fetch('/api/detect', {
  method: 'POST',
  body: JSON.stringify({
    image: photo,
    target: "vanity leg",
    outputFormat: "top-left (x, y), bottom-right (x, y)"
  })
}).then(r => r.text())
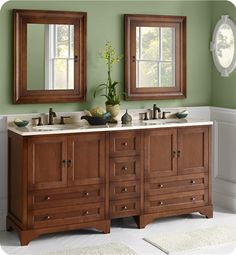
top-left (199, 206), bottom-right (213, 219)
top-left (133, 215), bottom-right (146, 229)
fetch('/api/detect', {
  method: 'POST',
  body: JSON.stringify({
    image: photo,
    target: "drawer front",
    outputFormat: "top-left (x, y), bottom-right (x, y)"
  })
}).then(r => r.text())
top-left (110, 199), bottom-right (140, 218)
top-left (145, 190), bottom-right (208, 214)
top-left (110, 156), bottom-right (140, 181)
top-left (28, 202), bottom-right (104, 228)
top-left (28, 185), bottom-right (104, 209)
top-left (145, 174), bottom-right (208, 196)
top-left (110, 181), bottom-right (140, 200)
top-left (109, 131), bottom-right (140, 157)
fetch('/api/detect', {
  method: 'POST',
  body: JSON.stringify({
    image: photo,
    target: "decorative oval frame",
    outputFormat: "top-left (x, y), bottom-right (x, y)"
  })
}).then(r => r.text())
top-left (210, 15), bottom-right (236, 77)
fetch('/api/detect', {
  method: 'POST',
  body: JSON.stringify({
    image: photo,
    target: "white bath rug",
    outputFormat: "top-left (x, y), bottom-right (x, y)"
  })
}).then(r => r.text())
top-left (42, 242), bottom-right (137, 255)
top-left (144, 225), bottom-right (236, 254)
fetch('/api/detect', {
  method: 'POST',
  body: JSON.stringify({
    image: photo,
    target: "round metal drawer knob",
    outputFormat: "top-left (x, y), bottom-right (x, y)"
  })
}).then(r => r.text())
top-left (123, 206), bottom-right (128, 210)
top-left (192, 197), bottom-right (196, 201)
top-left (84, 192), bottom-right (89, 196)
top-left (123, 167), bottom-right (128, 171)
top-left (45, 215), bottom-right (51, 220)
top-left (123, 142), bottom-right (128, 146)
top-left (191, 180), bottom-right (196, 184)
top-left (159, 201), bottom-right (163, 205)
top-left (123, 188), bottom-right (128, 192)
top-left (45, 196), bottom-right (51, 201)
top-left (84, 210), bottom-right (89, 215)
top-left (159, 184), bottom-right (164, 188)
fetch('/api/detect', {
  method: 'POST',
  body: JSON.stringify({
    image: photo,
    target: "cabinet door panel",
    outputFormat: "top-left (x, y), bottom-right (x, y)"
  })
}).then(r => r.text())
top-left (68, 133), bottom-right (106, 186)
top-left (145, 129), bottom-right (177, 178)
top-left (28, 136), bottom-right (67, 190)
top-left (178, 127), bottom-right (209, 175)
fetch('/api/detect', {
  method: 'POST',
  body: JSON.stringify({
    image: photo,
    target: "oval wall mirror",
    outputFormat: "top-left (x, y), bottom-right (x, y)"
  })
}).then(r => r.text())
top-left (211, 15), bottom-right (236, 77)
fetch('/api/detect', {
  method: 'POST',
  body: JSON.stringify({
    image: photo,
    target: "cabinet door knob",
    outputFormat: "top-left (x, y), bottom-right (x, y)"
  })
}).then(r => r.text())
top-left (177, 150), bottom-right (181, 157)
top-left (45, 196), bottom-right (51, 201)
top-left (172, 151), bottom-right (176, 158)
top-left (123, 142), bottom-right (128, 146)
top-left (84, 192), bottom-right (89, 196)
top-left (122, 166), bottom-right (128, 171)
top-left (84, 210), bottom-right (89, 215)
top-left (45, 215), bottom-right (51, 220)
top-left (123, 206), bottom-right (128, 210)
top-left (67, 159), bottom-right (72, 167)
top-left (191, 197), bottom-right (196, 201)
top-left (62, 160), bottom-right (67, 167)
top-left (191, 180), bottom-right (196, 184)
top-left (122, 188), bottom-right (128, 192)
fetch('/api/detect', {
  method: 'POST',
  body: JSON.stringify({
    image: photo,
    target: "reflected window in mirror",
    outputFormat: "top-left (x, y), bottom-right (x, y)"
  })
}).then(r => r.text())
top-left (125, 14), bottom-right (186, 100)
top-left (14, 10), bottom-right (86, 104)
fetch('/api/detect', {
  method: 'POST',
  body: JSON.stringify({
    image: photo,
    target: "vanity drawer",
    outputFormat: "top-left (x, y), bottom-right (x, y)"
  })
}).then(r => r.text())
top-left (145, 174), bottom-right (208, 196)
top-left (110, 198), bottom-right (140, 219)
top-left (28, 185), bottom-right (104, 209)
top-left (109, 131), bottom-right (140, 157)
top-left (110, 181), bottom-right (140, 200)
top-left (145, 190), bottom-right (209, 214)
top-left (110, 156), bottom-right (140, 181)
top-left (28, 202), bottom-right (105, 228)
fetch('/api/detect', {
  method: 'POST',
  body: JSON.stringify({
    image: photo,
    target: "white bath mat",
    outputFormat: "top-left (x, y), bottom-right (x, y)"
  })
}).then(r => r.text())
top-left (42, 242), bottom-right (137, 255)
top-left (144, 225), bottom-right (236, 254)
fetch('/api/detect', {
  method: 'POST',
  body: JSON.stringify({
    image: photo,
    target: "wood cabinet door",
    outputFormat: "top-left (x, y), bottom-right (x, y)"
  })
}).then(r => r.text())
top-left (28, 136), bottom-right (68, 190)
top-left (178, 126), bottom-right (209, 175)
top-left (67, 133), bottom-right (106, 186)
top-left (144, 128), bottom-right (177, 178)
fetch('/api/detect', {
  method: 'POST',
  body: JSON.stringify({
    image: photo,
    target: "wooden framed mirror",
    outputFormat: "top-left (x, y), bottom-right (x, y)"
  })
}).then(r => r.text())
top-left (125, 14), bottom-right (186, 100)
top-left (13, 9), bottom-right (87, 104)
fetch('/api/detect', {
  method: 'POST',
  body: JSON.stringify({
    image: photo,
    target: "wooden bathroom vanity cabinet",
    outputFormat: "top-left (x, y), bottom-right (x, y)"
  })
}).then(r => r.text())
top-left (7, 124), bottom-right (212, 245)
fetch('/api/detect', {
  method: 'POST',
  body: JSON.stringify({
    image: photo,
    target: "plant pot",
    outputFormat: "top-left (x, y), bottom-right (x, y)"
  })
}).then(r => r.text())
top-left (106, 104), bottom-right (120, 123)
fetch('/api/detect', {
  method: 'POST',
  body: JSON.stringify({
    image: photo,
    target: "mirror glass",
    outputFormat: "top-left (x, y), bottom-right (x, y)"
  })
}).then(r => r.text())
top-left (211, 15), bottom-right (236, 77)
top-left (125, 14), bottom-right (186, 100)
top-left (135, 26), bottom-right (175, 88)
top-left (27, 24), bottom-right (74, 90)
top-left (216, 23), bottom-right (234, 68)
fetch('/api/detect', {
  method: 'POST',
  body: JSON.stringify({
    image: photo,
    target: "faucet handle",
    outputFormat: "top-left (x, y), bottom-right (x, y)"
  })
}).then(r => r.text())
top-left (139, 112), bottom-right (148, 120)
top-left (161, 111), bottom-right (171, 119)
top-left (60, 116), bottom-right (71, 125)
top-left (32, 117), bottom-right (43, 126)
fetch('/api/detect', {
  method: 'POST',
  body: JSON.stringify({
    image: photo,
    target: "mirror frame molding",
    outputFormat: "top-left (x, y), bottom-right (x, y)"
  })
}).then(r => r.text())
top-left (13, 9), bottom-right (87, 104)
top-left (124, 14), bottom-right (186, 100)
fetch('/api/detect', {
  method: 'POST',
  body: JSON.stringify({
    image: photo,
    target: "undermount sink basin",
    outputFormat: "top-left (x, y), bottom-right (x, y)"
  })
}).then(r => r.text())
top-left (32, 124), bottom-right (85, 131)
top-left (142, 118), bottom-right (187, 125)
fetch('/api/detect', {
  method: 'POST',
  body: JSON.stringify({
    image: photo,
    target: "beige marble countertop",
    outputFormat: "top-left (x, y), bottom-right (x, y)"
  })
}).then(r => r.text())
top-left (8, 118), bottom-right (213, 136)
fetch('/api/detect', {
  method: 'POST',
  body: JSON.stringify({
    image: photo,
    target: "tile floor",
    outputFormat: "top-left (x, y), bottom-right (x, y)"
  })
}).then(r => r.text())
top-left (1, 208), bottom-right (236, 255)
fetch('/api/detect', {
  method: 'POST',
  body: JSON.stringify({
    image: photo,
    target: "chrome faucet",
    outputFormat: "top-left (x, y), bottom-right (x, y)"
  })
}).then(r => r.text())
top-left (152, 104), bottom-right (161, 119)
top-left (48, 108), bottom-right (56, 125)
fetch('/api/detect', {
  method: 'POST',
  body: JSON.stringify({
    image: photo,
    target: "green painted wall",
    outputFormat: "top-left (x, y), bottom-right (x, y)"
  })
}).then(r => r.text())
top-left (27, 24), bottom-right (45, 90)
top-left (211, 1), bottom-right (236, 108)
top-left (0, 1), bottom-right (213, 114)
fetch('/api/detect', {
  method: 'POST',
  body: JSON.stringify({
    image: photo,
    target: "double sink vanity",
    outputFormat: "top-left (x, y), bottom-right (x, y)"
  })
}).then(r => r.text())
top-left (7, 110), bottom-right (213, 245)
top-left (8, 8), bottom-right (211, 246)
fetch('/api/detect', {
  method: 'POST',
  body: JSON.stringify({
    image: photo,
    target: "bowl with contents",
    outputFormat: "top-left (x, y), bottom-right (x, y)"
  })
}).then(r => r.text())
top-left (81, 107), bottom-right (110, 125)
top-left (175, 110), bottom-right (188, 119)
top-left (14, 119), bottom-right (29, 127)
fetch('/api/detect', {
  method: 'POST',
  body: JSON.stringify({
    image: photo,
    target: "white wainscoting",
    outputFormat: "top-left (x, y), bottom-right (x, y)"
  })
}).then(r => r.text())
top-left (0, 117), bottom-right (7, 231)
top-left (211, 107), bottom-right (236, 212)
